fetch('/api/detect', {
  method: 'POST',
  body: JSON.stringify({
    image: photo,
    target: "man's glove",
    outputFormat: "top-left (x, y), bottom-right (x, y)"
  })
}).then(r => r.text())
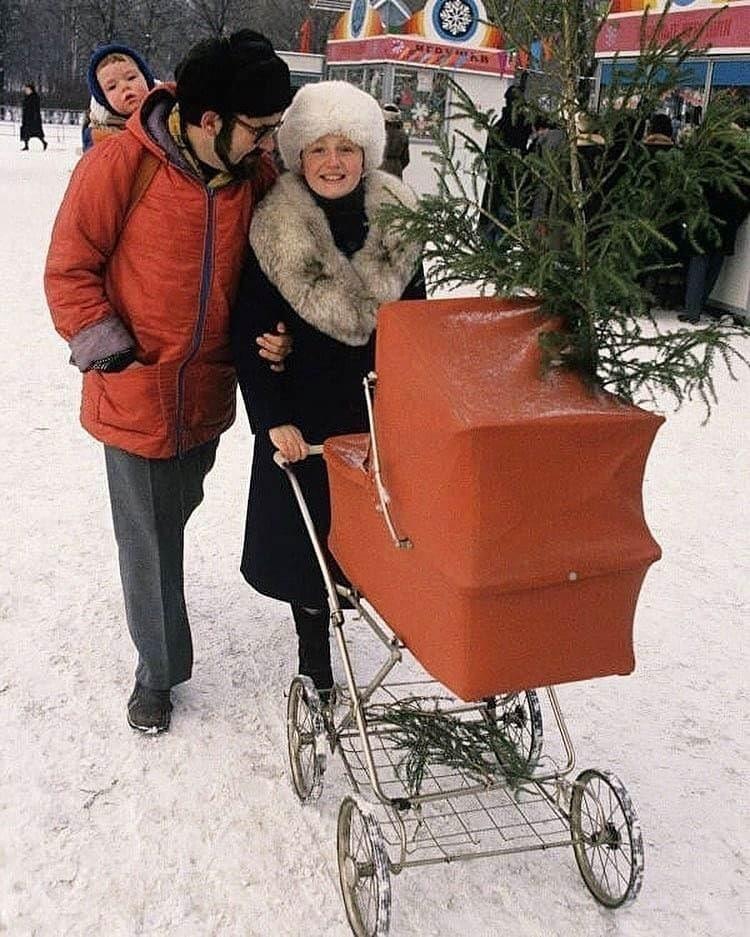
top-left (89, 349), bottom-right (137, 372)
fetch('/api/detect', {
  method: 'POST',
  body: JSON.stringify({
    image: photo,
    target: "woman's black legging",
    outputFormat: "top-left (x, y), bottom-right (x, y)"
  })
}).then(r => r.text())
top-left (291, 603), bottom-right (333, 691)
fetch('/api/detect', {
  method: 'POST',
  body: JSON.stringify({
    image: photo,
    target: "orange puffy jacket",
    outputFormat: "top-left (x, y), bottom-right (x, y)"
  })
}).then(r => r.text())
top-left (45, 86), bottom-right (273, 459)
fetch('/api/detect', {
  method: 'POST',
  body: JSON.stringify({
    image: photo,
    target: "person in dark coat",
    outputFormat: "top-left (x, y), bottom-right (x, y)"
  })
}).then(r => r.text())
top-left (479, 84), bottom-right (531, 239)
top-left (678, 136), bottom-right (750, 323)
top-left (642, 112), bottom-right (674, 153)
top-left (20, 83), bottom-right (47, 151)
top-left (639, 113), bottom-right (681, 309)
top-left (380, 102), bottom-right (410, 178)
top-left (231, 80), bottom-right (425, 696)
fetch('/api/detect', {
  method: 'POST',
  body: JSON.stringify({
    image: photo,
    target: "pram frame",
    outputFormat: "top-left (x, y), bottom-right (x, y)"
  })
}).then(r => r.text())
top-left (276, 441), bottom-right (644, 928)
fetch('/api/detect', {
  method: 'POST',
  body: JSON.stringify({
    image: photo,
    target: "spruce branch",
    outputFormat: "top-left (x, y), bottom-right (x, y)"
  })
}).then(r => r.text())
top-left (373, 698), bottom-right (535, 797)
top-left (378, 2), bottom-right (750, 416)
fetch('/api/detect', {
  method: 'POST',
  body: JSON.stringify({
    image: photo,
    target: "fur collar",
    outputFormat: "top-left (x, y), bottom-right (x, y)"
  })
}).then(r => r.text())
top-left (249, 170), bottom-right (422, 346)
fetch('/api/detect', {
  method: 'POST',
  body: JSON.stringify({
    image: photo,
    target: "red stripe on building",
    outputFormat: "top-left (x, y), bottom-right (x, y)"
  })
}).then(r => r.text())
top-left (597, 6), bottom-right (750, 55)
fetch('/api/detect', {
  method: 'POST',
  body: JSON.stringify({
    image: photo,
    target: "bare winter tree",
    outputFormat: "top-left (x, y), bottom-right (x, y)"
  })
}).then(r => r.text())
top-left (0, 0), bottom-right (335, 105)
top-left (184, 0), bottom-right (258, 38)
top-left (127, 0), bottom-right (188, 77)
top-left (84, 0), bottom-right (120, 41)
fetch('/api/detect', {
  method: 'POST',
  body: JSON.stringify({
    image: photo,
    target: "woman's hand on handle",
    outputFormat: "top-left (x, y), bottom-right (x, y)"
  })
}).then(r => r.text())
top-left (269, 424), bottom-right (309, 463)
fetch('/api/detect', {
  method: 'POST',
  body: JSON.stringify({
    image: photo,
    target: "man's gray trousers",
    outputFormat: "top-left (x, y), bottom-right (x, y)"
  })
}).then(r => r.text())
top-left (104, 438), bottom-right (219, 691)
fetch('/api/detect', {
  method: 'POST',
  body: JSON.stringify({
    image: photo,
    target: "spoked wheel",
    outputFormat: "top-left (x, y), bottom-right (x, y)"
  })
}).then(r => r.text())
top-left (569, 768), bottom-right (644, 907)
top-left (485, 690), bottom-right (544, 767)
top-left (286, 675), bottom-right (327, 803)
top-left (337, 797), bottom-right (392, 937)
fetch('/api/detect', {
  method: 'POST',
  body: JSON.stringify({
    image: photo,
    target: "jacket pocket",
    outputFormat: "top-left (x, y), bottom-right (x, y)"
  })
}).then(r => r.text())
top-left (189, 361), bottom-right (237, 436)
top-left (93, 363), bottom-right (166, 437)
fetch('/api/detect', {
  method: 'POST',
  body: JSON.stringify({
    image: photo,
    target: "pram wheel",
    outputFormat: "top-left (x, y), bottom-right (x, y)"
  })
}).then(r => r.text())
top-left (286, 675), bottom-right (327, 803)
top-left (484, 690), bottom-right (543, 767)
top-left (569, 768), bottom-right (644, 907)
top-left (337, 797), bottom-right (391, 937)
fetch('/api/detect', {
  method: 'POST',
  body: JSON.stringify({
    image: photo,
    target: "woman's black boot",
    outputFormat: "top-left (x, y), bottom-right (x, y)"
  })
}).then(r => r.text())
top-left (291, 604), bottom-right (334, 696)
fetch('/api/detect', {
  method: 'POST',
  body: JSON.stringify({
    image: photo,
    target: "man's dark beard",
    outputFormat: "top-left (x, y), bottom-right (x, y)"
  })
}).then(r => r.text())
top-left (214, 121), bottom-right (266, 180)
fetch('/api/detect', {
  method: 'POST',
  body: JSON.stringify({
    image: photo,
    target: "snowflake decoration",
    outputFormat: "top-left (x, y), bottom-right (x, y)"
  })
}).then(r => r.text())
top-left (439, 0), bottom-right (473, 38)
top-left (412, 103), bottom-right (429, 122)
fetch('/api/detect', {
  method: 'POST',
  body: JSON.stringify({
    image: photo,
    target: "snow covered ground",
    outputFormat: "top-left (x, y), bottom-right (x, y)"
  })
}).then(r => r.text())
top-left (1, 126), bottom-right (748, 937)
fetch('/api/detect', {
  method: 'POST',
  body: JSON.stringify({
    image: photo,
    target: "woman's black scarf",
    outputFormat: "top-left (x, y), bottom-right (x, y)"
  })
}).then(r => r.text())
top-left (306, 180), bottom-right (369, 258)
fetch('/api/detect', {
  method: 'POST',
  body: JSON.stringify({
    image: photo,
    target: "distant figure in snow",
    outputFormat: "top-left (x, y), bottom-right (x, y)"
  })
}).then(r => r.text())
top-left (83, 43), bottom-right (156, 152)
top-left (677, 119), bottom-right (750, 325)
top-left (20, 83), bottom-right (47, 151)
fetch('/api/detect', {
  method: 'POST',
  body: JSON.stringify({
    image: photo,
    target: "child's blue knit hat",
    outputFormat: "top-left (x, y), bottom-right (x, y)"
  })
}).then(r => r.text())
top-left (87, 43), bottom-right (156, 113)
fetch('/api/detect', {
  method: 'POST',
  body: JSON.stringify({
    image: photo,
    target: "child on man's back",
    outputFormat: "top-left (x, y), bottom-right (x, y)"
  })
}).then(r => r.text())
top-left (83, 44), bottom-right (155, 151)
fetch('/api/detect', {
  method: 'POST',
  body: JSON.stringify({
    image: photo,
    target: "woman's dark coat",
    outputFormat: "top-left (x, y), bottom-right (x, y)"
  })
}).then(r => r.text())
top-left (231, 170), bottom-right (425, 606)
top-left (21, 91), bottom-right (44, 142)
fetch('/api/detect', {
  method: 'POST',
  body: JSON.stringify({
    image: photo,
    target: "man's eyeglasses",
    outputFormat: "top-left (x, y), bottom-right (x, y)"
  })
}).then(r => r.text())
top-left (232, 115), bottom-right (283, 144)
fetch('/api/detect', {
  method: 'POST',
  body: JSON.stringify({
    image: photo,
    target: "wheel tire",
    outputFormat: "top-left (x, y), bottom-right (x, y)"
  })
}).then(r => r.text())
top-left (337, 797), bottom-right (392, 937)
top-left (487, 689), bottom-right (544, 767)
top-left (286, 675), bottom-right (327, 803)
top-left (570, 768), bottom-right (644, 907)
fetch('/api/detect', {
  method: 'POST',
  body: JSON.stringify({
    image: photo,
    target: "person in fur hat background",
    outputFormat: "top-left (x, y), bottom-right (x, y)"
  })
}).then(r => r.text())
top-left (231, 80), bottom-right (425, 698)
top-left (380, 102), bottom-right (410, 179)
top-left (82, 44), bottom-right (156, 151)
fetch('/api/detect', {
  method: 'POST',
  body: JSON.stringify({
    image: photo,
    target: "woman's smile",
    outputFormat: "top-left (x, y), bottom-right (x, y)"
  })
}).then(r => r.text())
top-left (302, 134), bottom-right (364, 199)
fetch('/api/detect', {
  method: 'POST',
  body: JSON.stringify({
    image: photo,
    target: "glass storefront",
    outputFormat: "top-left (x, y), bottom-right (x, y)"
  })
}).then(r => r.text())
top-left (393, 68), bottom-right (449, 138)
top-left (327, 63), bottom-right (449, 139)
top-left (327, 65), bottom-right (386, 102)
top-left (710, 60), bottom-right (750, 106)
top-left (598, 58), bottom-right (708, 133)
top-left (598, 56), bottom-right (750, 130)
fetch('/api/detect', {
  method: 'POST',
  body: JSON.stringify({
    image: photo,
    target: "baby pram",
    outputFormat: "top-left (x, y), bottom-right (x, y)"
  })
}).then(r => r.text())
top-left (278, 297), bottom-right (662, 936)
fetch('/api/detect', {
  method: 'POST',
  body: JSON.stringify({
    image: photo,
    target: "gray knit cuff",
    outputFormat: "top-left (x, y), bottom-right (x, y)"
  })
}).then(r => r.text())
top-left (69, 315), bottom-right (135, 372)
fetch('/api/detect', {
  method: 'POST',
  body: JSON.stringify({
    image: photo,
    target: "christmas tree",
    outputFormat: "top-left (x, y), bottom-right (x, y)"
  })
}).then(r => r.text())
top-left (382, 1), bottom-right (750, 413)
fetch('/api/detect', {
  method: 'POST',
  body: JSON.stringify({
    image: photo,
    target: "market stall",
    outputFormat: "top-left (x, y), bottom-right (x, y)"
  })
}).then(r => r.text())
top-left (324, 0), bottom-right (515, 193)
top-left (596, 0), bottom-right (750, 317)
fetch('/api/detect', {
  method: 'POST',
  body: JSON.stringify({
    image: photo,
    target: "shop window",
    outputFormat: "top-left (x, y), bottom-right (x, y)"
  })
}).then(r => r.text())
top-left (393, 68), bottom-right (449, 139)
top-left (598, 58), bottom-right (708, 133)
top-left (325, 65), bottom-right (385, 102)
top-left (710, 59), bottom-right (750, 106)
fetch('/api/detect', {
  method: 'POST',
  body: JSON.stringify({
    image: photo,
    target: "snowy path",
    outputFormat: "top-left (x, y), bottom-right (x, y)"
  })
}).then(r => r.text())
top-left (1, 130), bottom-right (747, 937)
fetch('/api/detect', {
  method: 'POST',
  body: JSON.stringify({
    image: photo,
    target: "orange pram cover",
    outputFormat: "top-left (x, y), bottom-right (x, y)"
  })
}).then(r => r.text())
top-left (324, 298), bottom-right (663, 700)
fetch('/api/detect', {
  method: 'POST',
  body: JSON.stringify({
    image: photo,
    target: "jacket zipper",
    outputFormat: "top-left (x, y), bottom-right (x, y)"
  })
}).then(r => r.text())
top-left (176, 185), bottom-right (216, 457)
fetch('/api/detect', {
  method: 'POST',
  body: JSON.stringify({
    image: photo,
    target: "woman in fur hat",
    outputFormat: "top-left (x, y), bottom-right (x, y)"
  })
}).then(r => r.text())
top-left (230, 81), bottom-right (425, 697)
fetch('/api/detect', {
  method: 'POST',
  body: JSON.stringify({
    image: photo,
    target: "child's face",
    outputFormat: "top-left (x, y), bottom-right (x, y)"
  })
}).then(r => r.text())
top-left (97, 58), bottom-right (149, 116)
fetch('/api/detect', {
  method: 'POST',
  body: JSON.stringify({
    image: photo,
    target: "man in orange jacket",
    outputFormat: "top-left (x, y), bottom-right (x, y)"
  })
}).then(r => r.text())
top-left (45, 31), bottom-right (292, 734)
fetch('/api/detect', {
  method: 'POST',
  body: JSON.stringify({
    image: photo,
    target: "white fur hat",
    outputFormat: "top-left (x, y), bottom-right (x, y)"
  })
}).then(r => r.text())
top-left (277, 80), bottom-right (386, 175)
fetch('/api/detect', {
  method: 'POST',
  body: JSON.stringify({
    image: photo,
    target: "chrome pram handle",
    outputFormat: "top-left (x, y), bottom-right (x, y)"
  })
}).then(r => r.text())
top-left (363, 373), bottom-right (412, 550)
top-left (272, 444), bottom-right (342, 615)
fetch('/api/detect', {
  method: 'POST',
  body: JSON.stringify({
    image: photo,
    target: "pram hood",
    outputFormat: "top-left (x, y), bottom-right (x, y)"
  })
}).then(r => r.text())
top-left (368, 297), bottom-right (662, 594)
top-left (324, 296), bottom-right (663, 698)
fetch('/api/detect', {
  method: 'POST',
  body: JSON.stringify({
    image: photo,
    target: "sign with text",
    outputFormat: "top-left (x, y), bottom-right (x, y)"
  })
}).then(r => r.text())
top-left (327, 34), bottom-right (514, 74)
top-left (598, 1), bottom-right (750, 53)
